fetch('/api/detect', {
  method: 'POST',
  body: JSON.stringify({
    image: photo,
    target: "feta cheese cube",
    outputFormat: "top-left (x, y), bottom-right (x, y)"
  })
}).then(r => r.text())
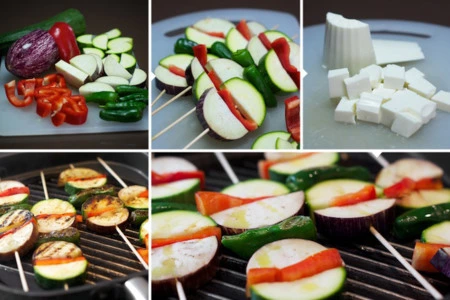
top-left (335, 97), bottom-right (358, 124)
top-left (328, 68), bottom-right (349, 98)
top-left (356, 99), bottom-right (382, 123)
top-left (360, 92), bottom-right (384, 105)
top-left (431, 90), bottom-right (450, 112)
top-left (405, 67), bottom-right (425, 85)
top-left (359, 64), bottom-right (383, 88)
top-left (391, 111), bottom-right (422, 138)
top-left (407, 77), bottom-right (436, 99)
top-left (372, 85), bottom-right (396, 102)
top-left (344, 73), bottom-right (371, 99)
top-left (383, 64), bottom-right (405, 90)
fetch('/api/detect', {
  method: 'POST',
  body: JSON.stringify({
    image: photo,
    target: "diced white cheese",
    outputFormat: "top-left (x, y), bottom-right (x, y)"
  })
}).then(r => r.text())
top-left (407, 77), bottom-right (436, 99)
top-left (373, 39), bottom-right (425, 65)
top-left (359, 64), bottom-right (382, 88)
top-left (391, 111), bottom-right (422, 138)
top-left (405, 67), bottom-right (425, 85)
top-left (344, 73), bottom-right (371, 99)
top-left (431, 91), bottom-right (450, 112)
top-left (334, 97), bottom-right (358, 124)
top-left (328, 68), bottom-right (349, 98)
top-left (372, 84), bottom-right (396, 101)
top-left (360, 92), bottom-right (384, 104)
top-left (383, 64), bottom-right (405, 90)
top-left (356, 99), bottom-right (382, 123)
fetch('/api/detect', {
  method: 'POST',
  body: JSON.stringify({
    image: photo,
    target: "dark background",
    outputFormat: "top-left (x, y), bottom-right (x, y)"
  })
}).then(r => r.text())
top-left (304, 0), bottom-right (450, 27)
top-left (0, 0), bottom-right (148, 149)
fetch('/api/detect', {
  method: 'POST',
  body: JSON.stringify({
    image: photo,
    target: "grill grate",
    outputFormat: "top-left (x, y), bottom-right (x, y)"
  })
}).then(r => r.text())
top-left (161, 153), bottom-right (450, 300)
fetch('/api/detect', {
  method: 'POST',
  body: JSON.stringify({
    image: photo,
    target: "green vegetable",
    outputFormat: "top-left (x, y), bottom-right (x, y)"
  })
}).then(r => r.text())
top-left (118, 93), bottom-right (148, 103)
top-left (68, 185), bottom-right (119, 208)
top-left (0, 203), bottom-right (32, 216)
top-left (130, 210), bottom-right (148, 227)
top-left (286, 165), bottom-right (372, 192)
top-left (151, 202), bottom-right (197, 214)
top-left (232, 49), bottom-right (255, 67)
top-left (209, 41), bottom-right (233, 59)
top-left (393, 203), bottom-right (450, 239)
top-left (35, 227), bottom-right (81, 247)
top-left (115, 85), bottom-right (148, 96)
top-left (244, 65), bottom-right (277, 108)
top-left (101, 101), bottom-right (147, 110)
top-left (84, 91), bottom-right (119, 105)
top-left (0, 9), bottom-right (86, 54)
top-left (221, 216), bottom-right (316, 259)
top-left (100, 108), bottom-right (144, 122)
top-left (174, 38), bottom-right (197, 55)
top-left (258, 53), bottom-right (280, 93)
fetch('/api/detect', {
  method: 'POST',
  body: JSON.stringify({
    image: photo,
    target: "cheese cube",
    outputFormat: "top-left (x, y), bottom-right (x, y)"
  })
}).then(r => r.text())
top-left (328, 68), bottom-right (349, 98)
top-left (431, 90), bottom-right (450, 112)
top-left (407, 77), bottom-right (436, 99)
top-left (372, 84), bottom-right (396, 101)
top-left (344, 73), bottom-right (371, 99)
top-left (359, 64), bottom-right (383, 88)
top-left (335, 97), bottom-right (358, 124)
top-left (360, 92), bottom-right (384, 105)
top-left (356, 99), bottom-right (382, 123)
top-left (405, 67), bottom-right (425, 85)
top-left (391, 111), bottom-right (422, 138)
top-left (383, 64), bottom-right (405, 90)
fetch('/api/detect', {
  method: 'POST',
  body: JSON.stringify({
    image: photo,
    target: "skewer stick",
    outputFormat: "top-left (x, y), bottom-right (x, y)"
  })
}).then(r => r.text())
top-left (152, 86), bottom-right (192, 116)
top-left (69, 164), bottom-right (75, 169)
top-left (15, 251), bottom-right (29, 292)
top-left (152, 108), bottom-right (196, 141)
top-left (214, 153), bottom-right (239, 184)
top-left (291, 34), bottom-right (298, 40)
top-left (40, 171), bottom-right (49, 200)
top-left (151, 89), bottom-right (166, 107)
top-left (96, 157), bottom-right (128, 188)
top-left (64, 283), bottom-right (69, 291)
top-left (176, 280), bottom-right (187, 300)
top-left (184, 129), bottom-right (209, 149)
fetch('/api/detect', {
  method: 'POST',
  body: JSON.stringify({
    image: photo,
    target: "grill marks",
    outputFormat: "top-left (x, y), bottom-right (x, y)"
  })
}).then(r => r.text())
top-left (0, 209), bottom-right (33, 232)
top-left (33, 241), bottom-right (82, 261)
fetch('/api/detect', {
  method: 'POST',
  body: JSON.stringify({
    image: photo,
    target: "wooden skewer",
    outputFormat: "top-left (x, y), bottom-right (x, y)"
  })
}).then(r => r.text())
top-left (152, 107), bottom-right (196, 141)
top-left (69, 164), bottom-right (75, 169)
top-left (183, 128), bottom-right (209, 149)
top-left (96, 157), bottom-right (128, 189)
top-left (15, 251), bottom-right (29, 292)
top-left (152, 86), bottom-right (192, 116)
top-left (291, 34), bottom-right (298, 40)
top-left (151, 89), bottom-right (166, 107)
top-left (214, 153), bottom-right (239, 184)
top-left (176, 280), bottom-right (187, 300)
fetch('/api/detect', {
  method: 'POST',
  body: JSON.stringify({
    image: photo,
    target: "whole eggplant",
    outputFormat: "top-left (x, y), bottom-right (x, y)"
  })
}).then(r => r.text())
top-left (6, 29), bottom-right (59, 78)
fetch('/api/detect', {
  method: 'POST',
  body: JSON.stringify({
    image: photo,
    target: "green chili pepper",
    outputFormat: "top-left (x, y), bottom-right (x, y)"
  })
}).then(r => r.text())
top-left (221, 216), bottom-right (316, 259)
top-left (118, 93), bottom-right (148, 103)
top-left (393, 203), bottom-right (450, 239)
top-left (68, 185), bottom-right (119, 208)
top-left (232, 49), bottom-right (255, 67)
top-left (174, 38), bottom-right (198, 55)
top-left (243, 64), bottom-right (277, 108)
top-left (130, 210), bottom-right (149, 227)
top-left (84, 91), bottom-right (119, 105)
top-left (210, 41), bottom-right (233, 59)
top-left (115, 85), bottom-right (148, 96)
top-left (99, 108), bottom-right (143, 122)
top-left (151, 202), bottom-right (197, 214)
top-left (102, 101), bottom-right (147, 110)
top-left (286, 166), bottom-right (372, 192)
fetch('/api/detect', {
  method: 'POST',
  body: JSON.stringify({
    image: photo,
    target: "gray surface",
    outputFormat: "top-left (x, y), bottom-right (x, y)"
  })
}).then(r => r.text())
top-left (303, 20), bottom-right (450, 149)
top-left (151, 9), bottom-right (299, 150)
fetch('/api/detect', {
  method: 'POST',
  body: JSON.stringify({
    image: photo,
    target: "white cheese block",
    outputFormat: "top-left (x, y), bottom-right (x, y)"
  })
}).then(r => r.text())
top-left (328, 68), bottom-right (349, 99)
top-left (383, 64), bottom-right (405, 90)
top-left (431, 91), bottom-right (450, 112)
top-left (405, 67), bottom-right (425, 85)
top-left (335, 97), bottom-right (358, 124)
top-left (344, 73), bottom-right (371, 99)
top-left (373, 39), bottom-right (425, 65)
top-left (391, 111), bottom-right (422, 138)
top-left (407, 77), bottom-right (436, 99)
top-left (359, 64), bottom-right (382, 88)
top-left (356, 99), bottom-right (382, 123)
top-left (372, 84), bottom-right (396, 101)
top-left (360, 92), bottom-right (384, 104)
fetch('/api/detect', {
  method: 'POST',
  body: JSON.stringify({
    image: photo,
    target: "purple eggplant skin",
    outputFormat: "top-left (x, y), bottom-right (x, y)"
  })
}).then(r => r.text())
top-left (314, 204), bottom-right (396, 239)
top-left (196, 88), bottom-right (228, 141)
top-left (6, 29), bottom-right (59, 78)
top-left (431, 247), bottom-right (450, 279)
top-left (185, 64), bottom-right (195, 86)
top-left (155, 77), bottom-right (192, 96)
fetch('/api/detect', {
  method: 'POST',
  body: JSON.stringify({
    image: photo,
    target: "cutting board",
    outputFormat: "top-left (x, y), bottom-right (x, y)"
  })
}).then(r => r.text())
top-left (0, 59), bottom-right (148, 136)
top-left (303, 20), bottom-right (450, 149)
top-left (151, 9), bottom-right (299, 149)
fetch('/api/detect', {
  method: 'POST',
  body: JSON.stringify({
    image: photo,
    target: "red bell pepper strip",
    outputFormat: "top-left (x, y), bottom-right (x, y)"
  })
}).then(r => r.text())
top-left (331, 185), bottom-right (376, 207)
top-left (86, 206), bottom-right (116, 218)
top-left (246, 268), bottom-right (279, 296)
top-left (218, 89), bottom-right (258, 131)
top-left (4, 80), bottom-right (34, 107)
top-left (415, 178), bottom-right (443, 190)
top-left (0, 186), bottom-right (30, 197)
top-left (152, 171), bottom-right (205, 189)
top-left (48, 22), bottom-right (81, 62)
top-left (412, 242), bottom-right (449, 272)
top-left (61, 95), bottom-right (88, 125)
top-left (137, 248), bottom-right (149, 265)
top-left (40, 73), bottom-right (67, 88)
top-left (193, 44), bottom-right (208, 68)
top-left (236, 20), bottom-right (252, 40)
top-left (152, 226), bottom-right (221, 249)
top-left (195, 191), bottom-right (268, 215)
top-left (258, 33), bottom-right (272, 50)
top-left (51, 112), bottom-right (66, 127)
top-left (168, 65), bottom-right (186, 78)
top-left (285, 96), bottom-right (300, 143)
top-left (138, 190), bottom-right (149, 198)
top-left (271, 38), bottom-right (300, 88)
top-left (383, 178), bottom-right (416, 198)
top-left (34, 256), bottom-right (86, 266)
top-left (258, 153), bottom-right (315, 179)
top-left (205, 31), bottom-right (225, 38)
top-left (208, 70), bottom-right (222, 90)
top-left (17, 79), bottom-right (36, 97)
top-left (35, 213), bottom-right (75, 220)
top-left (67, 174), bottom-right (107, 182)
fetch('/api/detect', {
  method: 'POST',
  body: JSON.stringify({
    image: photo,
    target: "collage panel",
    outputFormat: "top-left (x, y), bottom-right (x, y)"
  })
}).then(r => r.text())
top-left (303, 1), bottom-right (450, 149)
top-left (151, 0), bottom-right (300, 150)
top-left (0, 0), bottom-right (149, 149)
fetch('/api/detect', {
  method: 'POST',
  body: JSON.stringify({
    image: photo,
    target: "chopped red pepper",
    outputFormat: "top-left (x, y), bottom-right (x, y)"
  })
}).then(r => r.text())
top-left (258, 33), bottom-right (272, 50)
top-left (0, 186), bottom-right (30, 197)
top-left (258, 153), bottom-right (315, 179)
top-left (415, 178), bottom-right (443, 190)
top-left (193, 44), bottom-right (208, 68)
top-left (384, 178), bottom-right (416, 198)
top-left (331, 185), bottom-right (377, 207)
top-left (4, 80), bottom-right (34, 107)
top-left (40, 73), bottom-right (67, 88)
top-left (34, 256), bottom-right (86, 266)
top-left (285, 96), bottom-right (300, 143)
top-left (412, 242), bottom-right (449, 272)
top-left (271, 38), bottom-right (300, 88)
top-left (138, 190), bottom-right (149, 198)
top-left (17, 79), bottom-right (36, 97)
top-left (195, 191), bottom-right (267, 215)
top-left (61, 96), bottom-right (88, 125)
top-left (236, 20), bottom-right (252, 40)
top-left (152, 226), bottom-right (221, 249)
top-left (218, 89), bottom-right (258, 131)
top-left (67, 174), bottom-right (107, 182)
top-left (137, 248), bottom-right (149, 264)
top-left (36, 213), bottom-right (75, 220)
top-left (48, 22), bottom-right (80, 62)
top-left (207, 70), bottom-right (222, 90)
top-left (152, 171), bottom-right (206, 189)
top-left (205, 31), bottom-right (225, 38)
top-left (51, 112), bottom-right (66, 127)
top-left (168, 65), bottom-right (186, 78)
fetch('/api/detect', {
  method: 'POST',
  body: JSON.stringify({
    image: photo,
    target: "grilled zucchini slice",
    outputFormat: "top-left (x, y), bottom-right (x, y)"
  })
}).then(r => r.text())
top-left (31, 199), bottom-right (77, 233)
top-left (118, 185), bottom-right (149, 210)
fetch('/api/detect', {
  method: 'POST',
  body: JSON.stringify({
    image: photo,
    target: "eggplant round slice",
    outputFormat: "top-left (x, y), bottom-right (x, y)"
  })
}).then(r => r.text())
top-left (58, 168), bottom-right (102, 187)
top-left (118, 185), bottom-right (149, 210)
top-left (33, 241), bottom-right (88, 289)
top-left (31, 199), bottom-right (77, 233)
top-left (0, 209), bottom-right (39, 261)
top-left (82, 195), bottom-right (129, 234)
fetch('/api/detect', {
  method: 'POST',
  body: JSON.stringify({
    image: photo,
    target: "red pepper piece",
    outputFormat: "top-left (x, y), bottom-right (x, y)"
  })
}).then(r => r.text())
top-left (4, 80), bottom-right (34, 107)
top-left (218, 89), bottom-right (258, 131)
top-left (17, 79), bottom-right (36, 97)
top-left (48, 22), bottom-right (81, 62)
top-left (195, 191), bottom-right (268, 215)
top-left (331, 185), bottom-right (377, 207)
top-left (193, 44), bottom-right (208, 68)
top-left (36, 99), bottom-right (52, 118)
top-left (415, 178), bottom-right (443, 190)
top-left (61, 96), bottom-right (88, 125)
top-left (41, 73), bottom-right (67, 88)
top-left (51, 112), bottom-right (66, 127)
top-left (271, 38), bottom-right (300, 88)
top-left (152, 171), bottom-right (205, 189)
top-left (384, 178), bottom-right (416, 198)
top-left (168, 65), bottom-right (186, 78)
top-left (35, 87), bottom-right (71, 99)
top-left (258, 33), bottom-right (272, 50)
top-left (207, 70), bottom-right (222, 90)
top-left (258, 153), bottom-right (314, 179)
top-left (67, 174), bottom-right (107, 182)
top-left (285, 96), bottom-right (300, 143)
top-left (412, 242), bottom-right (449, 272)
top-left (152, 226), bottom-right (221, 249)
top-left (138, 190), bottom-right (149, 198)
top-left (0, 187), bottom-right (30, 197)
top-left (236, 20), bottom-right (252, 40)
top-left (205, 31), bottom-right (225, 38)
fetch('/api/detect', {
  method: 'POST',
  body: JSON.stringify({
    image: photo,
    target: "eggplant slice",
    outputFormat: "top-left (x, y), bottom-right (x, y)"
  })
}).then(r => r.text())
top-left (82, 195), bottom-right (129, 234)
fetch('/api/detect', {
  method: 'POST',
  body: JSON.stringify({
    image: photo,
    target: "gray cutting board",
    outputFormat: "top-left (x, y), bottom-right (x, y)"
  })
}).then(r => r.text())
top-left (0, 60), bottom-right (148, 136)
top-left (151, 9), bottom-right (299, 150)
top-left (303, 20), bottom-right (450, 149)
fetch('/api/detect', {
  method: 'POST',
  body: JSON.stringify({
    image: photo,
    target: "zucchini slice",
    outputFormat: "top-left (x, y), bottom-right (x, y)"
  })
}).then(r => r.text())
top-left (68, 185), bottom-right (119, 208)
top-left (193, 71), bottom-right (215, 101)
top-left (103, 28), bottom-right (122, 40)
top-left (130, 209), bottom-right (149, 227)
top-left (261, 49), bottom-right (297, 93)
top-left (31, 199), bottom-right (77, 233)
top-left (421, 221), bottom-right (450, 244)
top-left (65, 176), bottom-right (108, 195)
top-left (83, 47), bottom-right (105, 59)
top-left (36, 227), bottom-right (81, 247)
top-left (76, 34), bottom-right (94, 48)
top-left (118, 185), bottom-right (149, 210)
top-left (139, 218), bottom-right (149, 244)
top-left (82, 195), bottom-right (129, 234)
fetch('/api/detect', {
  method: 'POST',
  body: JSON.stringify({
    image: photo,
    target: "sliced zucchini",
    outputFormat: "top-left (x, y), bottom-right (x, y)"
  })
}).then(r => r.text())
top-left (264, 30), bottom-right (292, 43)
top-left (103, 28), bottom-right (122, 40)
top-left (421, 221), bottom-right (450, 244)
top-left (226, 27), bottom-right (248, 53)
top-left (58, 168), bottom-right (102, 186)
top-left (36, 227), bottom-right (80, 247)
top-left (82, 47), bottom-right (105, 59)
top-left (65, 176), bottom-right (108, 195)
top-left (30, 198), bottom-right (76, 215)
top-left (251, 131), bottom-right (291, 150)
top-left (0, 193), bottom-right (28, 206)
top-left (190, 57), bottom-right (205, 81)
top-left (151, 202), bottom-right (197, 214)
top-left (76, 34), bottom-right (94, 48)
top-left (92, 34), bottom-right (108, 50)
top-left (247, 36), bottom-right (268, 66)
top-left (221, 179), bottom-right (290, 198)
top-left (276, 138), bottom-right (295, 150)
top-left (118, 185), bottom-right (148, 210)
top-left (193, 71), bottom-right (215, 101)
top-left (247, 22), bottom-right (266, 36)
top-left (205, 58), bottom-right (244, 84)
top-left (68, 185), bottom-right (119, 208)
top-left (31, 199), bottom-right (77, 233)
top-left (82, 195), bottom-right (129, 234)
top-left (185, 27), bottom-right (224, 48)
top-left (107, 37), bottom-right (133, 49)
top-left (261, 49), bottom-right (297, 93)
top-left (130, 210), bottom-right (149, 227)
top-left (139, 218), bottom-right (149, 244)
top-left (192, 18), bottom-right (234, 37)
top-left (120, 53), bottom-right (137, 73)
top-left (397, 189), bottom-right (450, 210)
top-left (152, 210), bottom-right (216, 239)
top-left (159, 54), bottom-right (194, 71)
